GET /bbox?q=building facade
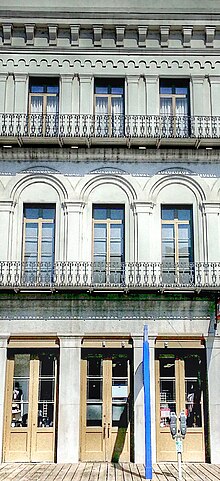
[0,0,220,465]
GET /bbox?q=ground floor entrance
[80,347,131,462]
[156,348,206,462]
[3,349,58,462]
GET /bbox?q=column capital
[60,74,74,83]
[14,74,28,82]
[58,335,82,348]
[126,75,140,84]
[144,75,159,84]
[0,201,16,213]
[191,75,205,85]
[0,335,9,348]
[0,74,8,82]
[62,201,85,214]
[202,202,220,215]
[79,75,93,84]
[132,201,155,215]
[208,75,220,85]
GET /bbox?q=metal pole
[143,325,152,480]
[177,450,182,481]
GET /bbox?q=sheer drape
[160,97,188,137]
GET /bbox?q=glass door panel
[81,350,131,462]
[4,351,58,462]
[11,354,30,428]
[156,350,205,462]
[86,356,103,427]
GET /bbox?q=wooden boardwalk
[0,463,219,481]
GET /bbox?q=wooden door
[156,349,205,462]
[80,350,131,462]
[4,350,58,462]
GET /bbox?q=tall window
[93,205,125,284]
[161,206,194,284]
[94,79,124,137]
[22,205,55,284]
[160,80,189,137]
[29,78,59,136]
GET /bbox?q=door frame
[3,342,59,463]
[80,339,132,462]
[155,343,207,462]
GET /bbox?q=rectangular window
[161,206,194,284]
[93,205,125,284]
[29,78,59,136]
[94,79,124,137]
[160,79,189,137]
[22,204,55,285]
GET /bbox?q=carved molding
[0,55,220,71]
[138,26,148,47]
[48,25,57,46]
[160,26,170,47]
[25,24,35,45]
[182,26,193,48]
[70,25,80,46]
[93,26,102,47]
[206,26,215,48]
[2,24,12,45]
[116,26,125,47]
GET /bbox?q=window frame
[161,205,194,265]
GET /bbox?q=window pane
[31,86,44,93]
[177,209,191,221]
[95,96,108,115]
[47,86,59,94]
[93,208,107,220]
[30,96,43,114]
[95,86,108,94]
[12,354,30,428]
[24,207,40,219]
[175,87,188,95]
[111,87,123,94]
[160,87,173,95]
[110,208,124,221]
[162,208,175,221]
[87,404,102,426]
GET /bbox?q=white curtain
[176,98,188,116]
[95,97,108,115]
[31,96,43,114]
[112,97,124,136]
[160,98,172,116]
[47,96,58,114]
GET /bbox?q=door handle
[107,422,111,438]
[103,423,106,438]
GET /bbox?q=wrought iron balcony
[0,261,220,291]
[1,114,220,147]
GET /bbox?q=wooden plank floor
[0,463,219,481]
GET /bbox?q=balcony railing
[0,261,220,290]
[1,114,220,145]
